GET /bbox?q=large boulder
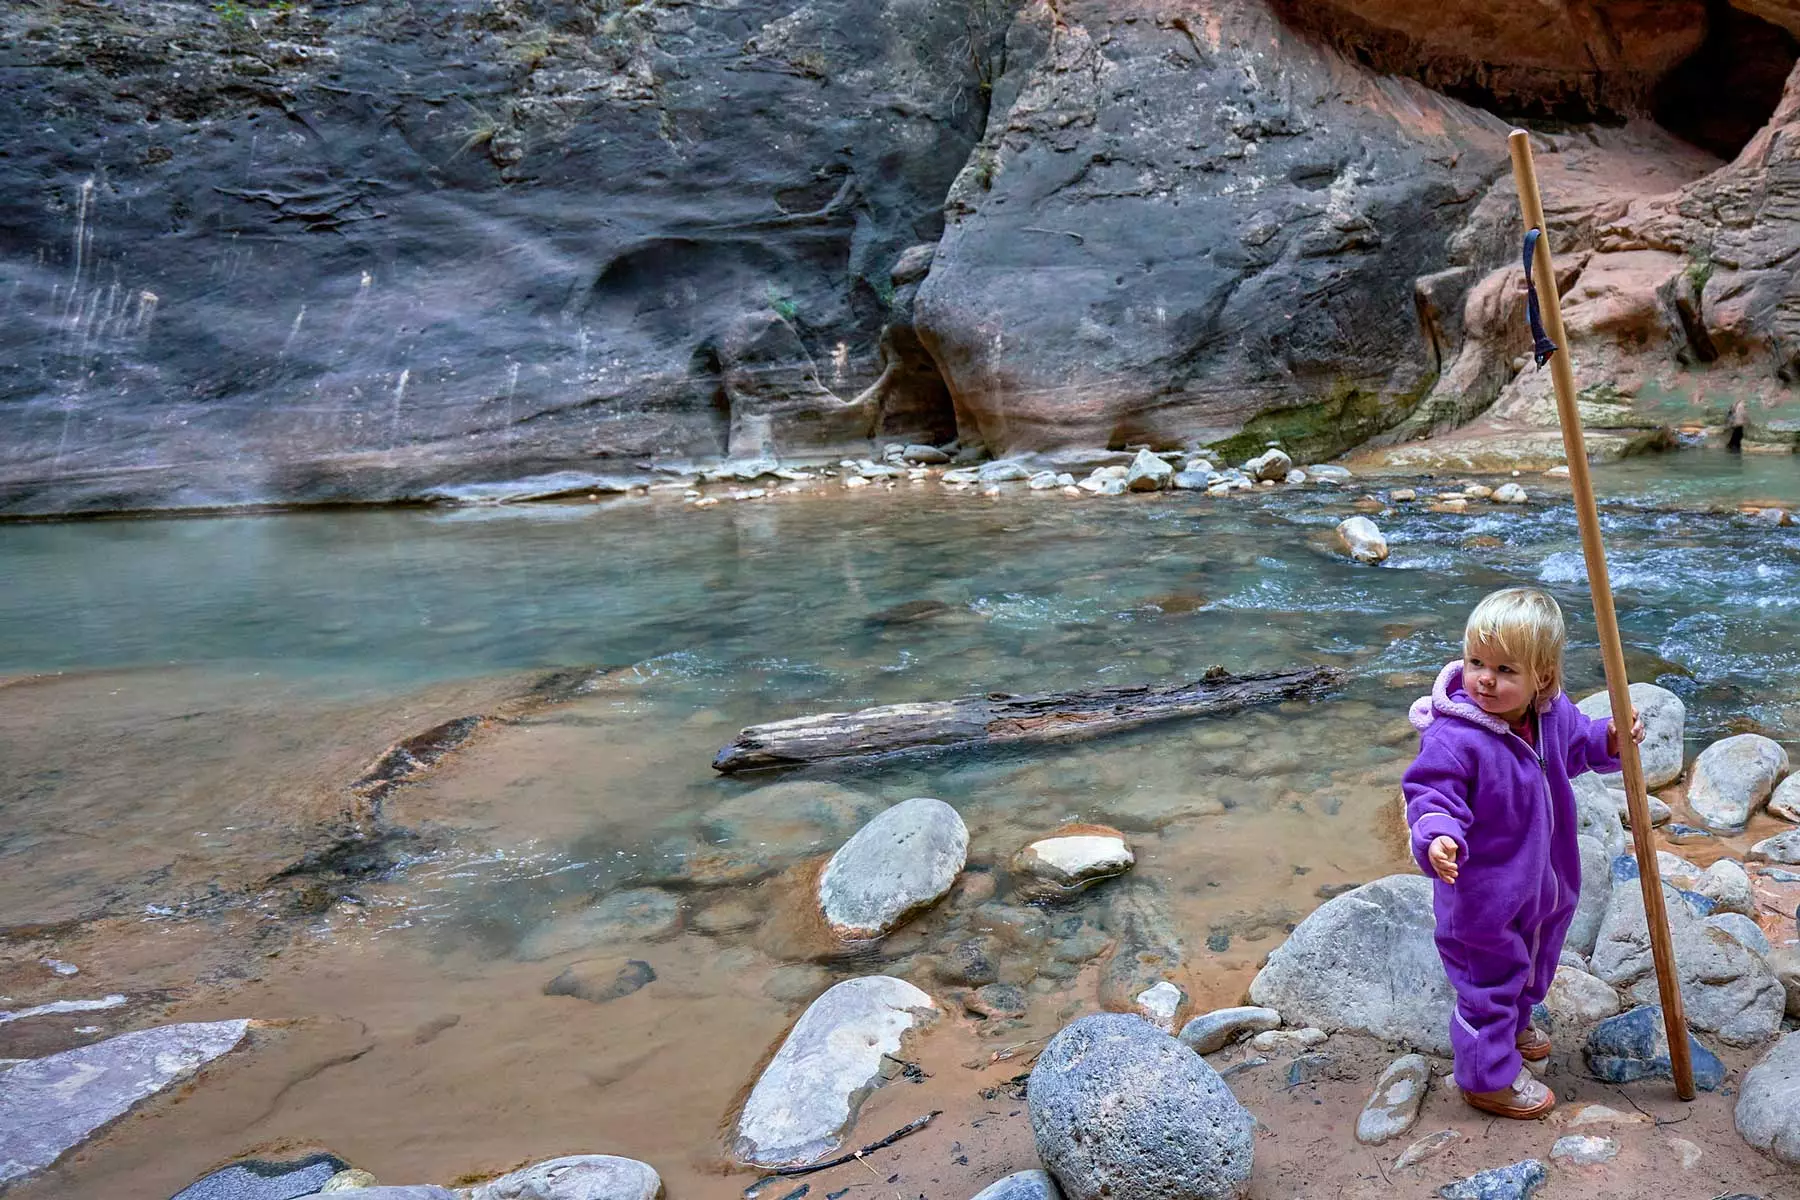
[1590,877,1785,1046]
[1336,517,1391,565]
[734,977,937,1167]
[818,798,968,939]
[0,1020,250,1187]
[469,1154,663,1200]
[1686,734,1790,832]
[1248,875,1453,1055]
[1567,834,1613,957]
[1028,1014,1254,1200]
[1576,683,1686,789]
[1737,1030,1800,1163]
[1124,449,1174,492]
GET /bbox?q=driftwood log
[712,665,1344,773]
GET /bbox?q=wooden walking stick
[1507,128,1696,1100]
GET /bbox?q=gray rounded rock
[1248,875,1453,1054]
[1771,773,1800,823]
[1356,1054,1430,1146]
[970,1170,1062,1200]
[1736,1030,1800,1164]
[1688,734,1790,832]
[818,798,968,939]
[469,1154,663,1200]
[1028,1013,1253,1200]
[1567,834,1612,957]
[1125,449,1174,491]
[1576,683,1686,789]
[1177,1006,1282,1054]
[1750,829,1800,865]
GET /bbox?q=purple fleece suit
[1403,661,1620,1093]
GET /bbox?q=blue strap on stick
[1522,228,1558,367]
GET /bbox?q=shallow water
[1,451,1797,1196]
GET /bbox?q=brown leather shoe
[1462,1067,1555,1120]
[1516,1026,1551,1062]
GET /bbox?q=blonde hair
[1464,587,1566,698]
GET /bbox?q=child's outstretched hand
[1428,835,1459,884]
[1606,709,1647,757]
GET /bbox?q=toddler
[1403,587,1642,1119]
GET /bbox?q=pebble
[1493,483,1528,503]
[1433,498,1470,513]
[1390,488,1417,502]
[1133,981,1184,1033]
[1177,1006,1281,1054]
[1556,1103,1647,1130]
[1249,1027,1327,1053]
[1336,516,1389,564]
[1667,1136,1702,1168]
[1355,1053,1430,1145]
[1464,484,1494,500]
[1437,1159,1546,1200]
[1549,1135,1618,1166]
[1393,1128,1461,1171]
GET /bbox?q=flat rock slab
[468,1154,663,1200]
[0,1018,250,1187]
[818,797,967,938]
[1394,1129,1461,1171]
[1750,829,1800,865]
[1736,1029,1800,1165]
[1437,1159,1546,1200]
[1178,1006,1282,1055]
[171,1153,349,1200]
[1028,1013,1253,1200]
[518,889,682,961]
[1549,1135,1618,1165]
[1249,875,1454,1055]
[734,976,936,1167]
[1577,683,1686,789]
[1583,1005,1725,1090]
[970,1170,1062,1200]
[1355,1054,1430,1146]
[1688,734,1790,832]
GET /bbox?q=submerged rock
[734,976,936,1167]
[681,781,884,886]
[519,889,682,961]
[1583,1005,1725,1090]
[966,983,1029,1020]
[1687,734,1790,831]
[1355,1053,1431,1146]
[1133,981,1185,1033]
[172,1153,350,1200]
[1437,1160,1545,1200]
[1737,1030,1800,1165]
[817,797,968,939]
[970,1171,1062,1200]
[1335,516,1390,564]
[1576,683,1686,789]
[468,1154,663,1200]
[544,958,656,1005]
[1028,1013,1254,1200]
[0,1020,251,1187]
[1012,825,1134,900]
[1177,1007,1282,1055]
[1248,875,1453,1055]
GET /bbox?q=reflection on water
[1,454,1797,1196]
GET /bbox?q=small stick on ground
[744,1111,942,1192]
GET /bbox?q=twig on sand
[743,1112,941,1195]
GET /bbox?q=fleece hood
[1408,660,1557,737]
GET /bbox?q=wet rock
[734,976,937,1167]
[1393,1129,1460,1171]
[979,461,1033,484]
[1028,1013,1254,1200]
[1097,882,1185,1013]
[1736,1030,1800,1165]
[818,798,968,939]
[1493,483,1528,503]
[1437,1160,1545,1200]
[544,958,655,1005]
[966,984,1028,1020]
[1177,1007,1282,1055]
[970,1171,1062,1200]
[1172,470,1212,490]
[1544,965,1622,1026]
[1133,981,1184,1033]
[1355,1053,1430,1145]
[1591,878,1785,1045]
[1012,826,1134,900]
[1655,851,1704,888]
[1549,1135,1618,1166]
[172,1153,349,1200]
[1285,469,1307,484]
[692,897,761,935]
[1583,1005,1726,1089]
[1244,448,1293,482]
[0,1019,250,1187]
[903,445,951,465]
[1571,774,1627,860]
[763,964,835,1005]
[1335,516,1390,564]
[1687,734,1790,832]
[1391,488,1418,502]
[1577,682,1686,790]
[468,1154,662,1200]
[1125,449,1174,492]
[1697,859,1754,916]
[1707,912,1772,956]
[1248,875,1454,1055]
[519,890,683,961]
[937,937,1001,988]
[1750,829,1800,864]
[1568,834,1613,956]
